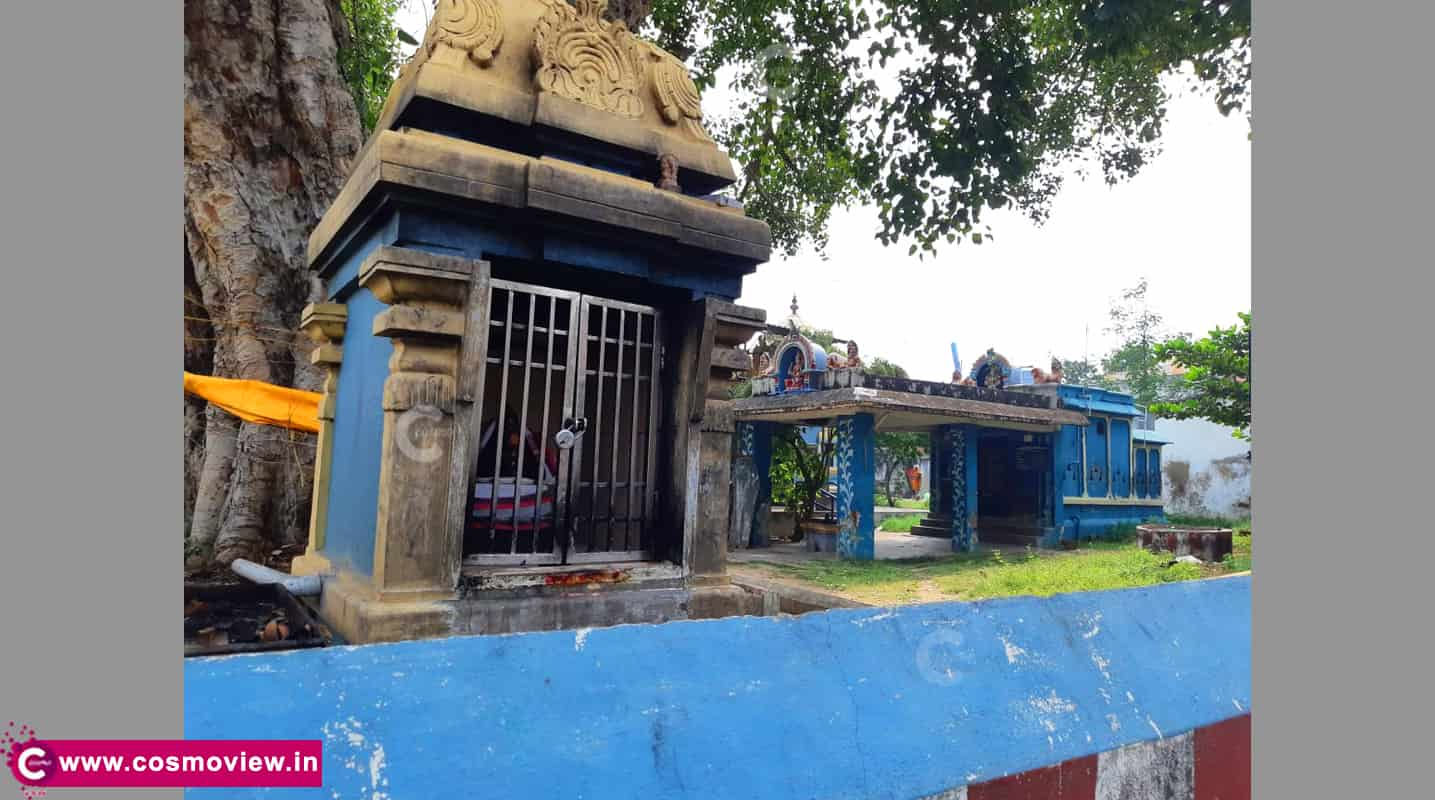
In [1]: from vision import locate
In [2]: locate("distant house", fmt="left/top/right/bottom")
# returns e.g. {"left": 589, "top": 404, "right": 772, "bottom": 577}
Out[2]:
{"left": 1092, "top": 368, "right": 1251, "bottom": 520}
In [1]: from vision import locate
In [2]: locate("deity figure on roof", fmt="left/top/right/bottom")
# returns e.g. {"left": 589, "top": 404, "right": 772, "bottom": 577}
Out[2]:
{"left": 845, "top": 340, "right": 862, "bottom": 369}
{"left": 784, "top": 355, "right": 805, "bottom": 390}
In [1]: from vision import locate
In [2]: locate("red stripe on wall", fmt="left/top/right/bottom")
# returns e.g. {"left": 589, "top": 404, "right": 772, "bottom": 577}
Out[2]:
{"left": 1195, "top": 714, "right": 1251, "bottom": 800}
{"left": 968, "top": 754, "right": 1098, "bottom": 800}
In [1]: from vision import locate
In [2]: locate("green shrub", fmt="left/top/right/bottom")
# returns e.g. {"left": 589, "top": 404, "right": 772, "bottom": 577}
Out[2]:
{"left": 879, "top": 515, "right": 923, "bottom": 533}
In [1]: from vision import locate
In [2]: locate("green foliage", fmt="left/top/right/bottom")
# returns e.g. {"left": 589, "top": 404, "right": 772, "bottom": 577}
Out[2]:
{"left": 949, "top": 541, "right": 1205, "bottom": 600}
{"left": 336, "top": 0, "right": 408, "bottom": 136}
{"left": 875, "top": 430, "right": 925, "bottom": 505}
{"left": 865, "top": 356, "right": 907, "bottom": 378}
{"left": 1165, "top": 514, "right": 1251, "bottom": 535}
{"left": 752, "top": 536, "right": 1236, "bottom": 606}
{"left": 878, "top": 514, "right": 923, "bottom": 533}
{"left": 1060, "top": 358, "right": 1100, "bottom": 386}
{"left": 757, "top": 332, "right": 924, "bottom": 510}
{"left": 769, "top": 426, "right": 830, "bottom": 530}
{"left": 643, "top": 1, "right": 1251, "bottom": 255}
{"left": 1099, "top": 278, "right": 1179, "bottom": 406}
{"left": 1151, "top": 312, "right": 1251, "bottom": 440}
{"left": 853, "top": 352, "right": 921, "bottom": 505}
{"left": 1224, "top": 533, "right": 1252, "bottom": 572}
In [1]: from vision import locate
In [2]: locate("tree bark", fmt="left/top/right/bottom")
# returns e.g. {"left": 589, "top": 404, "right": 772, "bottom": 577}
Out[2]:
{"left": 184, "top": 0, "right": 363, "bottom": 564}
{"left": 603, "top": 0, "right": 652, "bottom": 30}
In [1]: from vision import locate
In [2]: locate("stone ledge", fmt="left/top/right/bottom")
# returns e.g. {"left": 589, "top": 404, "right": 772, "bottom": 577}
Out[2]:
{"left": 300, "top": 303, "right": 347, "bottom": 343}
{"left": 309, "top": 129, "right": 773, "bottom": 272}
{"left": 733, "top": 387, "right": 1090, "bottom": 431}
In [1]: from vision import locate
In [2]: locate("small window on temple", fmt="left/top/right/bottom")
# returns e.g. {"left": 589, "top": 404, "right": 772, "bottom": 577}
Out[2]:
{"left": 1095, "top": 419, "right": 1106, "bottom": 435}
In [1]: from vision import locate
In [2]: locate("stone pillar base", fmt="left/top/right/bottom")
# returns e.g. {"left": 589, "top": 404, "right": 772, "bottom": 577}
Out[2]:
{"left": 317, "top": 576, "right": 457, "bottom": 645}
{"left": 289, "top": 552, "right": 334, "bottom": 578}
{"left": 315, "top": 574, "right": 766, "bottom": 644}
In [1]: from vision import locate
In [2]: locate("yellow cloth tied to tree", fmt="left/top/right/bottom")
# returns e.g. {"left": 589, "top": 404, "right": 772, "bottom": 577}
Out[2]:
{"left": 183, "top": 371, "right": 321, "bottom": 434}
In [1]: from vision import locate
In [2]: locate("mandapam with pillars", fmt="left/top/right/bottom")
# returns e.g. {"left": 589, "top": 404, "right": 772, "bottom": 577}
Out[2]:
{"left": 736, "top": 332, "right": 1171, "bottom": 559}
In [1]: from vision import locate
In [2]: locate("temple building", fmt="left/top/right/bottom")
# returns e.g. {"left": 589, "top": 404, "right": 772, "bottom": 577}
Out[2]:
{"left": 735, "top": 329, "right": 1170, "bottom": 558}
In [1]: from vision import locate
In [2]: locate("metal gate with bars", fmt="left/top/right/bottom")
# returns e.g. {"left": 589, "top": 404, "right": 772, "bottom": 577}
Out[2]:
{"left": 463, "top": 279, "right": 663, "bottom": 567}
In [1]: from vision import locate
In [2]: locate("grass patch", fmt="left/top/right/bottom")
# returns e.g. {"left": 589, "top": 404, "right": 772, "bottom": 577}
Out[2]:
{"left": 879, "top": 514, "right": 924, "bottom": 533}
{"left": 890, "top": 497, "right": 929, "bottom": 510}
{"left": 749, "top": 534, "right": 1248, "bottom": 606}
{"left": 1166, "top": 514, "right": 1252, "bottom": 536}
{"left": 1160, "top": 515, "right": 1252, "bottom": 571}
{"left": 1224, "top": 532, "right": 1252, "bottom": 572}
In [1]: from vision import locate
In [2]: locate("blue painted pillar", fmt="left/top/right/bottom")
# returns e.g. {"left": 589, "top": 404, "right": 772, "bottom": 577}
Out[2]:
{"left": 943, "top": 425, "right": 980, "bottom": 552}
{"left": 928, "top": 429, "right": 946, "bottom": 516}
{"left": 738, "top": 421, "right": 776, "bottom": 547}
{"left": 746, "top": 423, "right": 775, "bottom": 502}
{"left": 835, "top": 414, "right": 876, "bottom": 560}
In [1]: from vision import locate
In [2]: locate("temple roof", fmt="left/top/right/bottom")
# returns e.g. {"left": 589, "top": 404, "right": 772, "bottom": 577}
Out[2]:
{"left": 732, "top": 387, "right": 1090, "bottom": 432}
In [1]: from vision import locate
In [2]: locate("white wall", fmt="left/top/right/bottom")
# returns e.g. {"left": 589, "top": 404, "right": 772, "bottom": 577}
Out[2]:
{"left": 1154, "top": 418, "right": 1251, "bottom": 519}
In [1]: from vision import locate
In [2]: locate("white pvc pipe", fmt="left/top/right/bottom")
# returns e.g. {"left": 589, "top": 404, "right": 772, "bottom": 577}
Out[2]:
{"left": 230, "top": 559, "right": 322, "bottom": 597}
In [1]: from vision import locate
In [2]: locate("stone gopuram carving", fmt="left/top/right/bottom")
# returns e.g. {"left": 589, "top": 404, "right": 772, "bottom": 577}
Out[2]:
{"left": 382, "top": 0, "right": 736, "bottom": 191}
{"left": 431, "top": 0, "right": 505, "bottom": 66}
{"left": 533, "top": 0, "right": 644, "bottom": 118}
{"left": 657, "top": 153, "right": 681, "bottom": 191}
{"left": 637, "top": 41, "right": 715, "bottom": 142}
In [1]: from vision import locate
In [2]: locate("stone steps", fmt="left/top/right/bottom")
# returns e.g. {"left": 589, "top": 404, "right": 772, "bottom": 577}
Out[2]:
{"left": 978, "top": 527, "right": 1043, "bottom": 547}
{"left": 910, "top": 518, "right": 953, "bottom": 538}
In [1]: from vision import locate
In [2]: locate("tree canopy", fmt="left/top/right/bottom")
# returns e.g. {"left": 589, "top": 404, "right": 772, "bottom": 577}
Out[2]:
{"left": 1098, "top": 277, "right": 1178, "bottom": 407}
{"left": 636, "top": 0, "right": 1250, "bottom": 255}
{"left": 1151, "top": 312, "right": 1251, "bottom": 440}
{"left": 345, "top": 2, "right": 1250, "bottom": 255}
{"left": 336, "top": 0, "right": 414, "bottom": 134}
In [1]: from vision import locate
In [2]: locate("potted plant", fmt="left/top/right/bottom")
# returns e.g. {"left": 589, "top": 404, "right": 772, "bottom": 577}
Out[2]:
{"left": 770, "top": 427, "right": 837, "bottom": 549}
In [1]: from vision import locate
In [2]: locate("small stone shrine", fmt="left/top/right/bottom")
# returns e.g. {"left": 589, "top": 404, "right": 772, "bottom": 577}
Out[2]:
{"left": 290, "top": 0, "right": 772, "bottom": 642}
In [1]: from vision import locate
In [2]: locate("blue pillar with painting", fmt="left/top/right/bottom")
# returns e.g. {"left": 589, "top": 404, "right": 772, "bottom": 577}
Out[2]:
{"left": 835, "top": 414, "right": 876, "bottom": 560}
{"left": 738, "top": 421, "right": 776, "bottom": 547}
{"left": 943, "top": 424, "right": 980, "bottom": 552}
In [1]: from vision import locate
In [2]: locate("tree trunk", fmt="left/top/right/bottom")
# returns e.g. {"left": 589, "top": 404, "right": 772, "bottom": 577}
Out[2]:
{"left": 184, "top": 0, "right": 363, "bottom": 565}
{"left": 603, "top": 0, "right": 652, "bottom": 30}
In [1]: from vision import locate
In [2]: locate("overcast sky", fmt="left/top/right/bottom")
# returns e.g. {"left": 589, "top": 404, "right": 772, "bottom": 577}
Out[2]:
{"left": 396, "top": 4, "right": 1251, "bottom": 382}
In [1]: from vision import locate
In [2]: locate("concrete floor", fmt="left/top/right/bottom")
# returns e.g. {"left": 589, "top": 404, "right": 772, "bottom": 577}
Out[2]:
{"left": 728, "top": 531, "right": 1033, "bottom": 566}
{"left": 729, "top": 531, "right": 954, "bottom": 565}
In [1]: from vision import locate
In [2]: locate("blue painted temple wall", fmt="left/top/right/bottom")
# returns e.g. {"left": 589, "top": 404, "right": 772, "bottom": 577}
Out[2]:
{"left": 322, "top": 287, "right": 390, "bottom": 576}
{"left": 314, "top": 197, "right": 753, "bottom": 573}
{"left": 393, "top": 207, "right": 744, "bottom": 301}
{"left": 1046, "top": 385, "right": 1167, "bottom": 541}
{"left": 318, "top": 226, "right": 394, "bottom": 577}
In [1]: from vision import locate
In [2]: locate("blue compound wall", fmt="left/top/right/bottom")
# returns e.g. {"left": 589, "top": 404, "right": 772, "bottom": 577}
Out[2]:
{"left": 185, "top": 576, "right": 1250, "bottom": 800}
